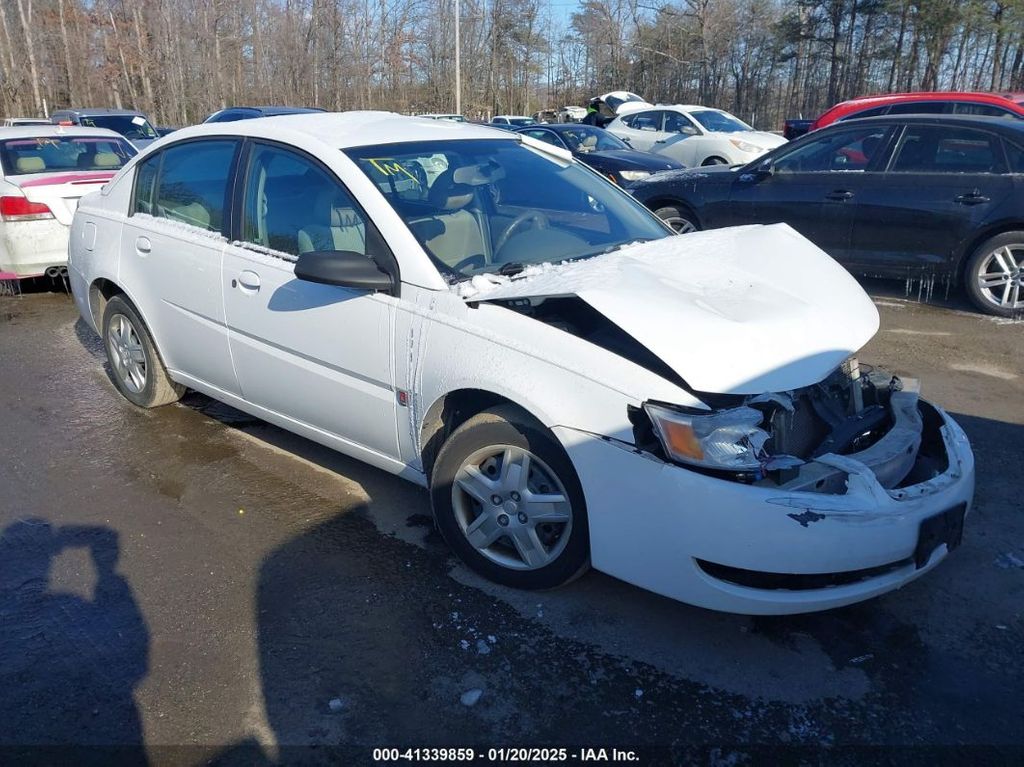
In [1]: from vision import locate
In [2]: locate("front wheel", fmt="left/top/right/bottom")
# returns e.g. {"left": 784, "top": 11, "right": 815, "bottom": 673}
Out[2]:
{"left": 102, "top": 295, "right": 184, "bottom": 408}
{"left": 701, "top": 156, "right": 728, "bottom": 166}
{"left": 430, "top": 406, "right": 590, "bottom": 590}
{"left": 963, "top": 232, "right": 1024, "bottom": 316}
{"left": 654, "top": 205, "right": 700, "bottom": 234}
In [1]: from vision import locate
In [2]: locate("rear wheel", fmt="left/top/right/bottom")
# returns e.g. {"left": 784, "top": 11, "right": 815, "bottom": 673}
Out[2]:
{"left": 964, "top": 232, "right": 1024, "bottom": 317}
{"left": 102, "top": 295, "right": 184, "bottom": 408}
{"left": 654, "top": 205, "right": 699, "bottom": 234}
{"left": 430, "top": 406, "right": 590, "bottom": 590}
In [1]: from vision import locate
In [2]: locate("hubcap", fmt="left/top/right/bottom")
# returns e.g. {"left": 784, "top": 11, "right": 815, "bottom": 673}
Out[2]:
{"left": 106, "top": 314, "right": 147, "bottom": 393}
{"left": 665, "top": 216, "right": 696, "bottom": 235}
{"left": 451, "top": 445, "right": 572, "bottom": 571}
{"left": 977, "top": 245, "right": 1024, "bottom": 309}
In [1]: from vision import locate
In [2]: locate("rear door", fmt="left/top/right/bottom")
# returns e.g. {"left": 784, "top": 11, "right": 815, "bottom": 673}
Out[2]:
{"left": 118, "top": 138, "right": 242, "bottom": 395}
{"left": 847, "top": 123, "right": 1016, "bottom": 277}
{"left": 726, "top": 123, "right": 894, "bottom": 259}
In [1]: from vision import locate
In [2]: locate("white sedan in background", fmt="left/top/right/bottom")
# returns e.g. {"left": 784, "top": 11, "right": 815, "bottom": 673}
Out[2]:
{"left": 608, "top": 104, "right": 786, "bottom": 166}
{"left": 68, "top": 113, "right": 972, "bottom": 614}
{"left": 0, "top": 126, "right": 135, "bottom": 280}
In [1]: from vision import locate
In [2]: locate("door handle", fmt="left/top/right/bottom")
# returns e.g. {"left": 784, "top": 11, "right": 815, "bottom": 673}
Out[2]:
{"left": 135, "top": 236, "right": 151, "bottom": 255}
{"left": 235, "top": 270, "right": 261, "bottom": 293}
{"left": 825, "top": 190, "right": 855, "bottom": 201}
{"left": 954, "top": 192, "right": 990, "bottom": 205}
{"left": 655, "top": 139, "right": 668, "bottom": 144}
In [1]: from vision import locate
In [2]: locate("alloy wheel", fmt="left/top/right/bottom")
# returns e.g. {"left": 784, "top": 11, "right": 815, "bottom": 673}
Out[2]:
{"left": 106, "top": 314, "right": 148, "bottom": 393}
{"left": 664, "top": 216, "right": 697, "bottom": 234}
{"left": 451, "top": 445, "right": 573, "bottom": 571}
{"left": 977, "top": 245, "right": 1024, "bottom": 310}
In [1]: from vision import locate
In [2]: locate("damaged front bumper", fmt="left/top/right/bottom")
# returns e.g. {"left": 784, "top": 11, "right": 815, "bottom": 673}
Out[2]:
{"left": 554, "top": 402, "right": 974, "bottom": 615}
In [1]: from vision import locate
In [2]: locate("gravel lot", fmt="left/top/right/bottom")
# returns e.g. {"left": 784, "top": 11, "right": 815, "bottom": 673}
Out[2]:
{"left": 0, "top": 283, "right": 1021, "bottom": 764}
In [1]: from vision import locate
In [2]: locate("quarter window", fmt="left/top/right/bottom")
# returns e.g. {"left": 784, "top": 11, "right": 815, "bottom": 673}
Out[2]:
{"left": 889, "top": 126, "right": 1002, "bottom": 174}
{"left": 773, "top": 126, "right": 890, "bottom": 173}
{"left": 241, "top": 143, "right": 372, "bottom": 258}
{"left": 142, "top": 140, "right": 237, "bottom": 231}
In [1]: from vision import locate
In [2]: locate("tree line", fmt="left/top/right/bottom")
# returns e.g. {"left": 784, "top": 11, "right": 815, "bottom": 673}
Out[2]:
{"left": 2, "top": 0, "right": 1023, "bottom": 130}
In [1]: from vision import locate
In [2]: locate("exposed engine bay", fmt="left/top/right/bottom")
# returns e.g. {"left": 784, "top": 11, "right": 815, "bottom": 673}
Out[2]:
{"left": 492, "top": 294, "right": 948, "bottom": 493}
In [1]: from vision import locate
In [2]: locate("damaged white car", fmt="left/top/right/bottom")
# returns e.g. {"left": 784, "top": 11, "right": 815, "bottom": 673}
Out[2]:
{"left": 68, "top": 113, "right": 975, "bottom": 614}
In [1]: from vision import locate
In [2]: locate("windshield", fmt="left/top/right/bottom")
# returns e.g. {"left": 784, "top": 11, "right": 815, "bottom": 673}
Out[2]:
{"left": 0, "top": 135, "right": 137, "bottom": 175}
{"left": 507, "top": 117, "right": 536, "bottom": 126}
{"left": 689, "top": 110, "right": 752, "bottom": 133}
{"left": 80, "top": 115, "right": 158, "bottom": 141}
{"left": 555, "top": 126, "right": 629, "bottom": 152}
{"left": 345, "top": 139, "right": 669, "bottom": 279}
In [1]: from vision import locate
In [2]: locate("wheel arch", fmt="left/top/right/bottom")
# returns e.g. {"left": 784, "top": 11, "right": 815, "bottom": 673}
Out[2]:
{"left": 419, "top": 388, "right": 552, "bottom": 483}
{"left": 955, "top": 221, "right": 1024, "bottom": 285}
{"left": 88, "top": 277, "right": 126, "bottom": 330}
{"left": 645, "top": 196, "right": 701, "bottom": 228}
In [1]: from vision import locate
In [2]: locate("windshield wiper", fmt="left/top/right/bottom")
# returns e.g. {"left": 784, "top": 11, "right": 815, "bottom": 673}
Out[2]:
{"left": 497, "top": 262, "right": 526, "bottom": 277}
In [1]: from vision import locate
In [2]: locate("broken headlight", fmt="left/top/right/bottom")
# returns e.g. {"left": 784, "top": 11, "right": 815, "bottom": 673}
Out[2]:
{"left": 644, "top": 403, "right": 769, "bottom": 471}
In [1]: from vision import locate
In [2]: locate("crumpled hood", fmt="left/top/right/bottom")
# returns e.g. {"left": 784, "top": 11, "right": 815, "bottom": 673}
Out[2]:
{"left": 462, "top": 224, "right": 879, "bottom": 395}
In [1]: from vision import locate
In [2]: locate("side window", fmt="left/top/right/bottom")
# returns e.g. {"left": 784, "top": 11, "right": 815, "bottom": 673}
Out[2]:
{"left": 952, "top": 102, "right": 1015, "bottom": 118}
{"left": 132, "top": 154, "right": 160, "bottom": 215}
{"left": 663, "top": 112, "right": 698, "bottom": 134}
{"left": 774, "top": 126, "right": 890, "bottom": 173}
{"left": 625, "top": 111, "right": 661, "bottom": 131}
{"left": 242, "top": 143, "right": 371, "bottom": 258}
{"left": 890, "top": 126, "right": 1002, "bottom": 174}
{"left": 887, "top": 101, "right": 946, "bottom": 115}
{"left": 837, "top": 105, "right": 888, "bottom": 122}
{"left": 151, "top": 140, "right": 237, "bottom": 231}
{"left": 1004, "top": 140, "right": 1024, "bottom": 173}
{"left": 523, "top": 129, "right": 563, "bottom": 148}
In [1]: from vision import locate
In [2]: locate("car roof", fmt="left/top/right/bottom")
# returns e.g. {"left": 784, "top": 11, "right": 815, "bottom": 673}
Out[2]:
{"left": 51, "top": 107, "right": 148, "bottom": 117}
{"left": 492, "top": 115, "right": 532, "bottom": 120}
{"left": 154, "top": 111, "right": 515, "bottom": 148}
{"left": 825, "top": 113, "right": 1024, "bottom": 133}
{"left": 0, "top": 125, "right": 125, "bottom": 139}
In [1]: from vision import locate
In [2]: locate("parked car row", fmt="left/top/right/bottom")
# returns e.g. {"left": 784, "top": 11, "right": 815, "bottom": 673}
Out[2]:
{"left": 629, "top": 113, "right": 1024, "bottom": 317}
{"left": 62, "top": 111, "right": 975, "bottom": 615}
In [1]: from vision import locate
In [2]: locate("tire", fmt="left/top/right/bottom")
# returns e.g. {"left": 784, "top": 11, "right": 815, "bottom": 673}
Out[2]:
{"left": 102, "top": 295, "right": 184, "bottom": 408}
{"left": 654, "top": 205, "right": 700, "bottom": 235}
{"left": 701, "top": 156, "right": 728, "bottom": 166}
{"left": 430, "top": 405, "right": 590, "bottom": 590}
{"left": 963, "top": 231, "right": 1024, "bottom": 317}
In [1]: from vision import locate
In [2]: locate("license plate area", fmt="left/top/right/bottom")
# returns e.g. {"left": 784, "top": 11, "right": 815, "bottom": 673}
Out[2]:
{"left": 914, "top": 503, "right": 966, "bottom": 569}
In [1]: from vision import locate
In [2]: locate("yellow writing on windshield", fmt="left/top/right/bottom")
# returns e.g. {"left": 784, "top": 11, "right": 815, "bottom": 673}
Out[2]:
{"left": 367, "top": 158, "right": 420, "bottom": 185}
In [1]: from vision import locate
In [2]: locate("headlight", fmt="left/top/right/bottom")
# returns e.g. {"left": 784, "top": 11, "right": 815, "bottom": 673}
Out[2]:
{"left": 618, "top": 169, "right": 651, "bottom": 181}
{"left": 644, "top": 403, "right": 770, "bottom": 471}
{"left": 729, "top": 139, "right": 761, "bottom": 154}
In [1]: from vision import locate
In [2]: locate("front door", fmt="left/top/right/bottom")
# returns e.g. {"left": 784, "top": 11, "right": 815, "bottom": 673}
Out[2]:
{"left": 221, "top": 141, "right": 400, "bottom": 458}
{"left": 727, "top": 123, "right": 894, "bottom": 261}
{"left": 118, "top": 138, "right": 242, "bottom": 395}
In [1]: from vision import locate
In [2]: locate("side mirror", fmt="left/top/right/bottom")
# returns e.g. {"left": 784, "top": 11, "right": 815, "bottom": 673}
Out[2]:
{"left": 294, "top": 250, "right": 394, "bottom": 293}
{"left": 755, "top": 158, "right": 775, "bottom": 176}
{"left": 681, "top": 126, "right": 700, "bottom": 136}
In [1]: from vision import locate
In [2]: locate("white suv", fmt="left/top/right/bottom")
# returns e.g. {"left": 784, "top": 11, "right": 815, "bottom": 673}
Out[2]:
{"left": 607, "top": 104, "right": 786, "bottom": 166}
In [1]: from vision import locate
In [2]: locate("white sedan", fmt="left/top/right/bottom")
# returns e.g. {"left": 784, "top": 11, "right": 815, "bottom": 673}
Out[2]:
{"left": 607, "top": 104, "right": 786, "bottom": 167}
{"left": 68, "top": 113, "right": 974, "bottom": 614}
{"left": 0, "top": 126, "right": 136, "bottom": 281}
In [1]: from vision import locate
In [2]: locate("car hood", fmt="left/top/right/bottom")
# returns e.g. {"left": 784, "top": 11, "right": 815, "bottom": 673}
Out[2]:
{"left": 584, "top": 149, "right": 683, "bottom": 171}
{"left": 459, "top": 224, "right": 879, "bottom": 395}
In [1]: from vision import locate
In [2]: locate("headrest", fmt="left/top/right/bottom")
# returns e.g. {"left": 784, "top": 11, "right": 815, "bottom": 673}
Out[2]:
{"left": 15, "top": 156, "right": 45, "bottom": 173}
{"left": 93, "top": 152, "right": 120, "bottom": 167}
{"left": 427, "top": 170, "right": 474, "bottom": 211}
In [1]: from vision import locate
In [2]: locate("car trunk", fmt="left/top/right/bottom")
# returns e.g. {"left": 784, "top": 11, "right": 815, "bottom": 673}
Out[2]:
{"left": 12, "top": 171, "right": 115, "bottom": 225}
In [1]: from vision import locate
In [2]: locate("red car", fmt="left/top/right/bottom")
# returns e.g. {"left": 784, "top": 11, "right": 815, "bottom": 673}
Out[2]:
{"left": 810, "top": 91, "right": 1024, "bottom": 131}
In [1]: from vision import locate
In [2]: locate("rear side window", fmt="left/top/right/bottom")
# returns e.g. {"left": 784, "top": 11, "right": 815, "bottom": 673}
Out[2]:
{"left": 890, "top": 126, "right": 1003, "bottom": 174}
{"left": 1003, "top": 141, "right": 1024, "bottom": 172}
{"left": 952, "top": 103, "right": 1017, "bottom": 118}
{"left": 133, "top": 139, "right": 238, "bottom": 231}
{"left": 622, "top": 111, "right": 661, "bottom": 131}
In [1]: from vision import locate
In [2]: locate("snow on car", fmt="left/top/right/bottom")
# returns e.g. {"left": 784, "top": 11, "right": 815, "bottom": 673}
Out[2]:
{"left": 67, "top": 112, "right": 974, "bottom": 614}
{"left": 0, "top": 126, "right": 136, "bottom": 281}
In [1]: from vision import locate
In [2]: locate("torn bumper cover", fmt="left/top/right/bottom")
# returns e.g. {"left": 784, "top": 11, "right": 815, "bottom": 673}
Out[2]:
{"left": 554, "top": 402, "right": 974, "bottom": 615}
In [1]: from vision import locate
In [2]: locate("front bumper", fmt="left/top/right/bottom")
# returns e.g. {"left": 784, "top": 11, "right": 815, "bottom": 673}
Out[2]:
{"left": 555, "top": 404, "right": 974, "bottom": 615}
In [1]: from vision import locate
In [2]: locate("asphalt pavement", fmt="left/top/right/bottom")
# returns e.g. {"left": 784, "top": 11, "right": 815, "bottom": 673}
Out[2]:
{"left": 0, "top": 282, "right": 1021, "bottom": 765}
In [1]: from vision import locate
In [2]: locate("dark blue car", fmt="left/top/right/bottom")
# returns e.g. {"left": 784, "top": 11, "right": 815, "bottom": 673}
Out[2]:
{"left": 514, "top": 124, "right": 684, "bottom": 185}
{"left": 203, "top": 106, "right": 326, "bottom": 123}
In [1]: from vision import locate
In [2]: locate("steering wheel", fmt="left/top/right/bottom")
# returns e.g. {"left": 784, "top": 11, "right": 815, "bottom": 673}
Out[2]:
{"left": 494, "top": 211, "right": 550, "bottom": 255}
{"left": 451, "top": 254, "right": 487, "bottom": 272}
